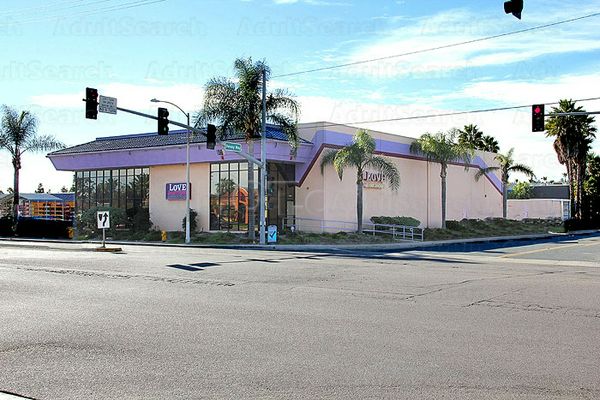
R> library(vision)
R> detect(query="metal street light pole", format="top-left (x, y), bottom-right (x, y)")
top-left (150, 98), bottom-right (191, 244)
top-left (259, 68), bottom-right (267, 245)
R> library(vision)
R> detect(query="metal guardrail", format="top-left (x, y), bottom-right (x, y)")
top-left (282, 216), bottom-right (424, 242)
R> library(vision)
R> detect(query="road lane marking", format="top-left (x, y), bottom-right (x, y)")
top-left (499, 239), bottom-right (600, 259)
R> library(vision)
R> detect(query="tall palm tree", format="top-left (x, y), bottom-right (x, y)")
top-left (458, 124), bottom-right (485, 149)
top-left (320, 129), bottom-right (399, 234)
top-left (546, 99), bottom-right (596, 219)
top-left (0, 106), bottom-right (64, 223)
top-left (475, 148), bottom-right (535, 219)
top-left (196, 57), bottom-right (299, 239)
top-left (482, 135), bottom-right (500, 153)
top-left (410, 129), bottom-right (473, 229)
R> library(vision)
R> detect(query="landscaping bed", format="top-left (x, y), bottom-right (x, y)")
top-left (72, 218), bottom-right (567, 245)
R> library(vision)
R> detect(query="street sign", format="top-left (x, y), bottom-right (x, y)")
top-left (97, 211), bottom-right (110, 229)
top-left (267, 225), bottom-right (277, 243)
top-left (224, 142), bottom-right (242, 152)
top-left (99, 95), bottom-right (117, 114)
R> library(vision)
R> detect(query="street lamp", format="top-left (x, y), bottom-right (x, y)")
top-left (150, 98), bottom-right (192, 244)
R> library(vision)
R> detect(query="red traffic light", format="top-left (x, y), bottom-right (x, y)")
top-left (532, 104), bottom-right (545, 132)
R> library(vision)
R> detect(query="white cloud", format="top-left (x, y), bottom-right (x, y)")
top-left (295, 88), bottom-right (599, 182)
top-left (338, 7), bottom-right (600, 78)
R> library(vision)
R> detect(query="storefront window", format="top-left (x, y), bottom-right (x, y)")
top-left (75, 167), bottom-right (149, 217)
top-left (209, 162), bottom-right (294, 231)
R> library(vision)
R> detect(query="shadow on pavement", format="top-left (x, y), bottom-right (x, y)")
top-left (414, 232), bottom-right (600, 254)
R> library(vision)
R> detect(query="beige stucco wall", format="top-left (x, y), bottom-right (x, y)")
top-left (297, 152), bottom-right (502, 230)
top-left (296, 124), bottom-right (503, 230)
top-left (508, 199), bottom-right (568, 220)
top-left (149, 163), bottom-right (210, 232)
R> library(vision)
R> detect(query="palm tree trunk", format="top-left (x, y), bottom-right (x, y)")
top-left (577, 163), bottom-right (585, 220)
top-left (441, 164), bottom-right (447, 229)
top-left (502, 180), bottom-right (508, 219)
top-left (567, 162), bottom-right (575, 219)
top-left (247, 140), bottom-right (255, 240)
top-left (12, 159), bottom-right (20, 225)
top-left (357, 178), bottom-right (363, 234)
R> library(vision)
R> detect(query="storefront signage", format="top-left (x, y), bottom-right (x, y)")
top-left (363, 171), bottom-right (385, 189)
top-left (166, 182), bottom-right (191, 201)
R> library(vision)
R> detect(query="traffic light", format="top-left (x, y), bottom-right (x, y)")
top-left (504, 0), bottom-right (523, 19)
top-left (532, 104), bottom-right (545, 132)
top-left (157, 107), bottom-right (169, 135)
top-left (85, 87), bottom-right (98, 119)
top-left (206, 124), bottom-right (216, 150)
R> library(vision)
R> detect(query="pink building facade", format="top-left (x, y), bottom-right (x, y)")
top-left (48, 122), bottom-right (503, 232)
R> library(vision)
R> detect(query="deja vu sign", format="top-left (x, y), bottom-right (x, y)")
top-left (166, 182), bottom-right (191, 201)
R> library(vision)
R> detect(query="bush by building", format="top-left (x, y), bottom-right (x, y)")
top-left (370, 216), bottom-right (421, 227)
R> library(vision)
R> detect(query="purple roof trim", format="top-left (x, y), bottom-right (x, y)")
top-left (295, 130), bottom-right (503, 193)
top-left (48, 128), bottom-right (502, 193)
top-left (49, 140), bottom-right (313, 172)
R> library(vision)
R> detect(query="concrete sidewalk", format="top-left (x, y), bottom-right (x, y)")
top-left (1, 230), bottom-right (598, 253)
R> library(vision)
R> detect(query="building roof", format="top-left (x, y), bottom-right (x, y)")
top-left (49, 125), bottom-right (310, 156)
top-left (19, 193), bottom-right (65, 202)
top-left (531, 184), bottom-right (570, 199)
top-left (52, 192), bottom-right (76, 202)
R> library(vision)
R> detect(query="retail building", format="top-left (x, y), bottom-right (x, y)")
top-left (47, 122), bottom-right (503, 231)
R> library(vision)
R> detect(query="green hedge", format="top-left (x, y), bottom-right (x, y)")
top-left (370, 216), bottom-right (421, 227)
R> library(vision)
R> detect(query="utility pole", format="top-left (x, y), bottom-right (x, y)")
top-left (259, 68), bottom-right (267, 245)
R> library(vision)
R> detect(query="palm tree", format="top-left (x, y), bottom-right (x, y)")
top-left (0, 106), bottom-right (64, 223)
top-left (320, 129), bottom-right (399, 234)
top-left (475, 148), bottom-right (535, 219)
top-left (482, 135), bottom-right (500, 153)
top-left (196, 57), bottom-right (299, 239)
top-left (410, 129), bottom-right (473, 229)
top-left (546, 99), bottom-right (596, 219)
top-left (458, 124), bottom-right (485, 149)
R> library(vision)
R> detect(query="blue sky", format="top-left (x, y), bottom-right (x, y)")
top-left (1, 0), bottom-right (599, 192)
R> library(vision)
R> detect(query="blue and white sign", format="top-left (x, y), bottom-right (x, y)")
top-left (267, 225), bottom-right (278, 243)
top-left (166, 182), bottom-right (191, 201)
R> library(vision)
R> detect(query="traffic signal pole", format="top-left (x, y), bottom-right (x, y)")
top-left (113, 106), bottom-right (208, 137)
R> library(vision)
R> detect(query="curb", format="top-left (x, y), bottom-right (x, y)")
top-left (1, 230), bottom-right (598, 253)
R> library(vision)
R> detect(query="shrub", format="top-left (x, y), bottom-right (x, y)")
top-left (132, 208), bottom-right (152, 232)
top-left (0, 216), bottom-right (14, 237)
top-left (445, 220), bottom-right (462, 230)
top-left (78, 207), bottom-right (128, 236)
top-left (370, 216), bottom-right (421, 227)
top-left (182, 208), bottom-right (198, 232)
top-left (564, 218), bottom-right (600, 231)
top-left (509, 182), bottom-right (533, 199)
top-left (15, 218), bottom-right (72, 239)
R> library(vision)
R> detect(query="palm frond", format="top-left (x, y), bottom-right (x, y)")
top-left (320, 149), bottom-right (339, 174)
top-left (354, 129), bottom-right (376, 155)
top-left (332, 148), bottom-right (353, 181)
top-left (508, 163), bottom-right (535, 179)
top-left (22, 135), bottom-right (65, 154)
top-left (474, 166), bottom-right (499, 182)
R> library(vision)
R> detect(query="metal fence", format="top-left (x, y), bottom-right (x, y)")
top-left (282, 216), bottom-right (424, 241)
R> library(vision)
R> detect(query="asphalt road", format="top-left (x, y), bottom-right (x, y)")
top-left (1, 235), bottom-right (599, 399)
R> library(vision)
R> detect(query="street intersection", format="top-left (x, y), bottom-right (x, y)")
top-left (1, 235), bottom-right (599, 399)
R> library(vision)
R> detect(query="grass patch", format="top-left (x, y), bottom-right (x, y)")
top-left (424, 218), bottom-right (563, 241)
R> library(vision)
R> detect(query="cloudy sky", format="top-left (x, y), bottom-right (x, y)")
top-left (1, 0), bottom-right (599, 192)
